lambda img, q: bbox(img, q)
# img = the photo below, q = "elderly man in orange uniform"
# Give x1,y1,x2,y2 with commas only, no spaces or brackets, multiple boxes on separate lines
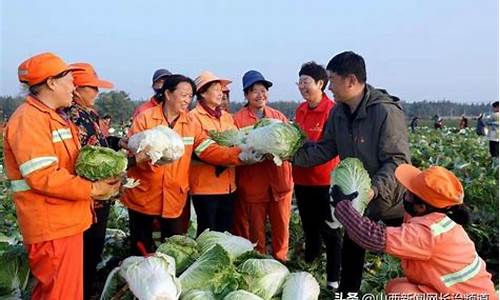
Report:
3,52,120,299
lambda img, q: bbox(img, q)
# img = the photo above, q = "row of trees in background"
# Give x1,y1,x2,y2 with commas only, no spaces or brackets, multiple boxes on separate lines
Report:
0,92,494,124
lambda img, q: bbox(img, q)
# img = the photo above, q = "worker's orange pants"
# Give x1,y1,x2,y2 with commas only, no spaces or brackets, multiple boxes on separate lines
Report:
26,233,84,300
244,192,292,261
232,196,249,239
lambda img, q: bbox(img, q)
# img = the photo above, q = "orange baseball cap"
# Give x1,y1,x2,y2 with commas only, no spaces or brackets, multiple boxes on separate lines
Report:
70,63,114,89
194,71,231,92
18,52,81,86
395,164,464,208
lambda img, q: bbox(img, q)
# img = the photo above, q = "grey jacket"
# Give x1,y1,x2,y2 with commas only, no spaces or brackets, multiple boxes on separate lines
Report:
293,84,410,221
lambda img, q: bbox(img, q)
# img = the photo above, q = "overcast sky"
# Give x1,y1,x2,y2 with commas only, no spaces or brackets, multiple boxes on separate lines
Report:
1,0,498,103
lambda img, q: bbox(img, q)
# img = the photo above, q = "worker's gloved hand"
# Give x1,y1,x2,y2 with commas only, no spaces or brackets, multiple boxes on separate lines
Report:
238,145,264,165
330,185,358,207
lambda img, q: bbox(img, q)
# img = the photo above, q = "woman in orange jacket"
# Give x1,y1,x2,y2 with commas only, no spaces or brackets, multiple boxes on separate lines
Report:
232,70,294,262
122,74,246,256
63,63,115,300
4,53,120,300
189,71,238,236
332,164,497,297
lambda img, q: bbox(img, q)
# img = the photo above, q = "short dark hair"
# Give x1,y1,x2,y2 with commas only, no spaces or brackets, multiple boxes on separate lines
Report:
492,101,499,108
299,61,328,91
326,51,367,83
103,114,112,120
157,74,196,102
28,70,72,96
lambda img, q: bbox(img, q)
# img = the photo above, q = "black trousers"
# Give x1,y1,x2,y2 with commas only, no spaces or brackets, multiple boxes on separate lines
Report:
83,204,110,300
192,193,235,237
489,141,499,157
338,217,403,293
128,208,184,256
295,185,342,282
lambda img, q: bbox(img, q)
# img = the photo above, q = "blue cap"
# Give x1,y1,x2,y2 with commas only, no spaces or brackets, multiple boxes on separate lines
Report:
242,70,273,91
152,68,172,84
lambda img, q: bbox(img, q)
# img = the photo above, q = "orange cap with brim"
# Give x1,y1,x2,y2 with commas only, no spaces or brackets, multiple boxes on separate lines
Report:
18,52,81,86
395,164,464,208
195,71,231,92
70,63,114,89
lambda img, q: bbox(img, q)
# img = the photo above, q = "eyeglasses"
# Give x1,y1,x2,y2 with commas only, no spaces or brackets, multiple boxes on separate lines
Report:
296,80,315,87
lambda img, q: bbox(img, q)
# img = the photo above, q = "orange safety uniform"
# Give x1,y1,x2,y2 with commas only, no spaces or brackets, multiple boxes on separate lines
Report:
132,96,160,119
232,106,293,261
188,103,237,195
121,104,241,218
3,96,93,300
385,212,497,297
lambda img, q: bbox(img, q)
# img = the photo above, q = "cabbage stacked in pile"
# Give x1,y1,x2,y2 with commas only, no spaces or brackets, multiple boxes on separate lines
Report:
101,230,320,300
209,118,306,166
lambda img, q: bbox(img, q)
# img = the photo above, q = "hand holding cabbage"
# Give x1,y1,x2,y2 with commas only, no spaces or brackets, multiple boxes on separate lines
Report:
75,145,127,200
128,125,185,165
327,157,372,229
210,118,305,166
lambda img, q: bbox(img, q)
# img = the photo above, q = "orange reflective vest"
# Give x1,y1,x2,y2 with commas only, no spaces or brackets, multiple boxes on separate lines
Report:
121,105,241,218
188,104,237,195
132,96,160,119
232,106,293,202
292,94,339,186
3,96,93,244
385,212,496,296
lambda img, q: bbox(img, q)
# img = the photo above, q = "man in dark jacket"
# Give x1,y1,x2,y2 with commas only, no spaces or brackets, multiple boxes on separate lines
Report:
293,51,411,293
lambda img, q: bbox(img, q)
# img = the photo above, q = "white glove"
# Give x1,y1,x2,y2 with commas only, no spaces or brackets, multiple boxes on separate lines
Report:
239,145,264,165
325,204,342,229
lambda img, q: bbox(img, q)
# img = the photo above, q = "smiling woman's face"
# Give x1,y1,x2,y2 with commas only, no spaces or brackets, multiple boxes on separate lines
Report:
245,83,268,109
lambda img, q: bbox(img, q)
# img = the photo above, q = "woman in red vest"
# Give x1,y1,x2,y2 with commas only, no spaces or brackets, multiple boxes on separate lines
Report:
292,61,341,290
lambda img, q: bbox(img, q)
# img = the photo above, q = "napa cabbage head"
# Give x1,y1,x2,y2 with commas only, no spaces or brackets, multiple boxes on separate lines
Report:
118,253,181,300
238,259,289,300
196,230,254,260
281,272,320,300
328,157,372,229
331,157,372,212
244,120,305,166
208,129,247,147
76,145,127,181
156,235,199,275
179,244,244,298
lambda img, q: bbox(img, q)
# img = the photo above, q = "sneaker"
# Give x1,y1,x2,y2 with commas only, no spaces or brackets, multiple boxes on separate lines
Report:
326,281,339,291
